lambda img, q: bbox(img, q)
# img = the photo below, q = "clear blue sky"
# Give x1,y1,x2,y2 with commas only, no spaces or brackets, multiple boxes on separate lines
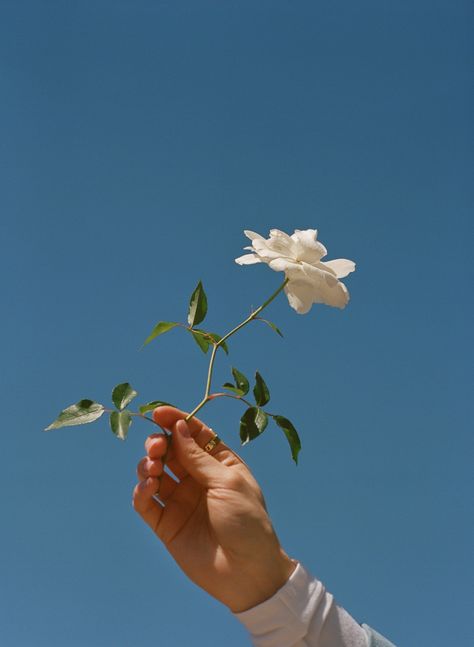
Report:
1,2,472,645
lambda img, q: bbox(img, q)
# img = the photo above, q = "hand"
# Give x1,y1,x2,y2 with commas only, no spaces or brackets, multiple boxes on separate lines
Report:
133,406,295,613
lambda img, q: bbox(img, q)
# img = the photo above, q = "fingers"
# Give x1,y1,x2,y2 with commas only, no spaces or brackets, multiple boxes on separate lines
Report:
141,406,253,492
170,419,228,487
136,456,179,502
132,477,162,532
156,472,179,502
140,423,227,489
145,434,189,481
133,455,180,532
137,456,164,480
144,433,168,458
151,405,216,475
151,406,244,469
152,406,211,437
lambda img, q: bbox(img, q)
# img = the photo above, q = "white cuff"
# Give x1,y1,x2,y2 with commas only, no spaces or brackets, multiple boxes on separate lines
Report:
234,563,368,647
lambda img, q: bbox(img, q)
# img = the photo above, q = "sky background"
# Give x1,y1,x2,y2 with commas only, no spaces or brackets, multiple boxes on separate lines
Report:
0,1,472,646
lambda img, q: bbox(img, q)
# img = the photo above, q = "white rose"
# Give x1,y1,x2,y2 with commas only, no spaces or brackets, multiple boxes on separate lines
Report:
235,228,355,314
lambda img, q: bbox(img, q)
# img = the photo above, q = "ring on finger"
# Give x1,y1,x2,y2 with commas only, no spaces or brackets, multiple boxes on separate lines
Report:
203,430,221,453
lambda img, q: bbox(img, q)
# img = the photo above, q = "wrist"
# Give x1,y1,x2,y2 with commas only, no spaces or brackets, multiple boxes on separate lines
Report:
227,551,296,613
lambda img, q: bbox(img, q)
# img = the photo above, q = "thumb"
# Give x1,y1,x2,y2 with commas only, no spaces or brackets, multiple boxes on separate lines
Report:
172,419,226,487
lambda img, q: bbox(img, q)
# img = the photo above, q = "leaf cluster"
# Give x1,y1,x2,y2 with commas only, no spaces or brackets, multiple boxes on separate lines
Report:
143,281,229,356
45,280,301,463
223,368,301,464
45,383,132,440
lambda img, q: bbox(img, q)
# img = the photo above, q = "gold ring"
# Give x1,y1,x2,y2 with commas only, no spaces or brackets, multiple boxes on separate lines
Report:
204,432,221,453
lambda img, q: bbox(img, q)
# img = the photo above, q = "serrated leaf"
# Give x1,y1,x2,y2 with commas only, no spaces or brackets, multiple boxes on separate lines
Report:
112,383,138,411
239,407,268,445
191,330,210,353
138,400,173,414
188,281,208,327
44,400,104,431
110,410,132,440
273,415,301,464
222,383,245,396
232,367,249,396
260,318,283,338
143,321,178,347
253,371,270,406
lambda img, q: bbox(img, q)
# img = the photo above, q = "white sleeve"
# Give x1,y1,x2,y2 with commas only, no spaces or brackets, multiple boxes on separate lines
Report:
234,563,369,647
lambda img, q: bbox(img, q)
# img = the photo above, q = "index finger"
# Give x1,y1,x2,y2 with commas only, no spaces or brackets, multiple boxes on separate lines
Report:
150,406,246,471
151,405,211,439
144,405,208,456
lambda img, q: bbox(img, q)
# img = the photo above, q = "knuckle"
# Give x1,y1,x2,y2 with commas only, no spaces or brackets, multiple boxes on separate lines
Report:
224,472,244,491
144,433,163,451
136,457,148,477
146,435,168,458
148,459,161,477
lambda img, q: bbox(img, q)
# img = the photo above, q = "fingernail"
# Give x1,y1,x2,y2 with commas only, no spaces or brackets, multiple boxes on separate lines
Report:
177,420,190,438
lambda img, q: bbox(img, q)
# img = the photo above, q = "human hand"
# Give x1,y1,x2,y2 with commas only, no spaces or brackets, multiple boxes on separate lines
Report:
133,406,295,613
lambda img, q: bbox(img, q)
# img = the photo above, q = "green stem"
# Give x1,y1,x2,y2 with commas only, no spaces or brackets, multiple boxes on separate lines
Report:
185,278,288,422
208,392,253,408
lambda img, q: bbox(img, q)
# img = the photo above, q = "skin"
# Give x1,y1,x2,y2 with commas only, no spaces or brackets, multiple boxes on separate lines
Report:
133,406,295,613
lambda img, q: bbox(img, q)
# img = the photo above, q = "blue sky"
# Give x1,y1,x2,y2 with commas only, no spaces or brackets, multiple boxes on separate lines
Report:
0,1,472,645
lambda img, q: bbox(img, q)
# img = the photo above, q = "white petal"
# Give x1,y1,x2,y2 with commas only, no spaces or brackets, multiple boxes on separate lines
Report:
291,228,317,242
235,253,262,265
290,229,328,263
293,264,350,309
284,280,316,314
315,262,337,277
252,238,286,261
269,228,293,242
265,230,295,258
321,259,356,279
324,281,350,308
244,230,264,241
268,258,300,273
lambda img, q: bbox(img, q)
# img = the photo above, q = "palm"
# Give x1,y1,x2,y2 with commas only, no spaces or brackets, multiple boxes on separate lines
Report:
158,464,263,596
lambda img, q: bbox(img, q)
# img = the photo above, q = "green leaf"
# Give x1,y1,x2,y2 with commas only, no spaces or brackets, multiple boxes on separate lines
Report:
143,321,179,347
191,330,210,353
222,383,245,396
259,318,283,338
44,399,105,431
112,383,138,411
206,332,229,354
240,407,268,444
110,410,132,440
253,371,270,407
188,281,208,327
273,415,301,465
138,401,173,414
232,367,249,396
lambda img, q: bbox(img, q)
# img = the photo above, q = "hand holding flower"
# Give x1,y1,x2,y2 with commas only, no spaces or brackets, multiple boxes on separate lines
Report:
45,228,355,464
133,405,295,613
